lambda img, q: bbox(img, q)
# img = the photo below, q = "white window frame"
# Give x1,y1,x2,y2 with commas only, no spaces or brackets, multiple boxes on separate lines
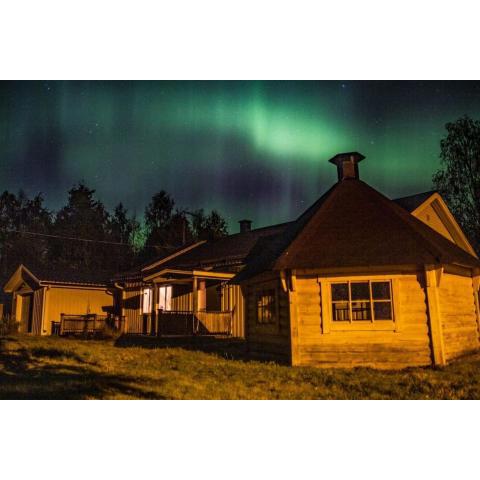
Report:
142,287,152,314
320,276,400,333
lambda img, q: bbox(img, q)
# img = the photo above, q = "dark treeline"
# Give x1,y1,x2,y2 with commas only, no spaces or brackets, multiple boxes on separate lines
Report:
0,183,228,281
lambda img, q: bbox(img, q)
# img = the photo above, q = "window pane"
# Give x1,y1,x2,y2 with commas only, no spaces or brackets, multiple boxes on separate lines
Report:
332,302,350,321
256,291,275,324
351,301,371,320
372,282,391,300
351,282,370,300
142,288,152,314
332,283,349,301
374,301,392,320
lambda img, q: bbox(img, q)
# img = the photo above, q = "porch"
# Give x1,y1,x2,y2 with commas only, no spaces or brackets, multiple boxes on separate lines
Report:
154,309,233,336
129,267,242,337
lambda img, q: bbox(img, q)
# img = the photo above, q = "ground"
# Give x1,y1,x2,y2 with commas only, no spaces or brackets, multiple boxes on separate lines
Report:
0,335,479,399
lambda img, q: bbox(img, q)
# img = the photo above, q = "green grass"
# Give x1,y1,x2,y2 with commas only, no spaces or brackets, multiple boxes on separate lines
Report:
0,335,479,399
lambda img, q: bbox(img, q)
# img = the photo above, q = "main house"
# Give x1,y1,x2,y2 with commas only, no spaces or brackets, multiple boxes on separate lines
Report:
4,152,480,368
110,221,288,337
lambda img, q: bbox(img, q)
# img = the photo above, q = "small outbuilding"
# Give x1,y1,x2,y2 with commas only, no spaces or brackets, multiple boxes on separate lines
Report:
233,152,480,368
3,265,113,335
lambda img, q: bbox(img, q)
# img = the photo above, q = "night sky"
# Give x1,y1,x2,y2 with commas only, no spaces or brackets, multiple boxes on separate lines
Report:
2,80,480,232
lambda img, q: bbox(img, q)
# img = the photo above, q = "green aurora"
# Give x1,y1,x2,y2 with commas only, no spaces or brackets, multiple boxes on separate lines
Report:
2,81,480,231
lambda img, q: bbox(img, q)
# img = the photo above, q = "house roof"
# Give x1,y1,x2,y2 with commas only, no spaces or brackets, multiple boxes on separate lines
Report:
114,222,292,282
112,242,204,282
160,222,291,270
393,190,436,212
3,264,110,291
233,179,480,283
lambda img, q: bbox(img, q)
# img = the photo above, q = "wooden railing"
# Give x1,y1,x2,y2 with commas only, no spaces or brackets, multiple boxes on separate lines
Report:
156,310,232,336
156,311,194,336
196,311,232,335
58,314,126,336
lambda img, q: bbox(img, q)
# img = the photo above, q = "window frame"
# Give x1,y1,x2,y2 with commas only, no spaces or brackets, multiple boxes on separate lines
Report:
255,289,278,325
321,277,399,332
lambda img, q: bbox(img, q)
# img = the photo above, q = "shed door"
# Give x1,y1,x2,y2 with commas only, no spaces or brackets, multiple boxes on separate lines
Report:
20,293,34,333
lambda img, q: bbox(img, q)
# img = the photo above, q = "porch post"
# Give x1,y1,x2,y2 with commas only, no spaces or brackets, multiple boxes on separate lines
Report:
151,284,158,336
472,269,480,342
425,264,446,366
192,276,198,334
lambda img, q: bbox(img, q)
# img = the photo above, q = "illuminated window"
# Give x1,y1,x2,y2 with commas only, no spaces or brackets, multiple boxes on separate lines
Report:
256,290,276,324
331,281,393,322
158,286,172,311
142,288,152,314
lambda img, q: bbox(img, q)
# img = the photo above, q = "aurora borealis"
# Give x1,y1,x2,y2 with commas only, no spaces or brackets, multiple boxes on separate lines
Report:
2,80,480,231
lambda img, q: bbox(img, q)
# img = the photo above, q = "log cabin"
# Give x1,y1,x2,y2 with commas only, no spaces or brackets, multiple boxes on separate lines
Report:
232,152,480,368
3,265,113,335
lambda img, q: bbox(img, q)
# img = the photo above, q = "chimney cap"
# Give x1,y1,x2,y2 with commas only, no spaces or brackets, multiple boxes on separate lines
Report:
328,152,365,166
329,151,365,181
238,219,252,233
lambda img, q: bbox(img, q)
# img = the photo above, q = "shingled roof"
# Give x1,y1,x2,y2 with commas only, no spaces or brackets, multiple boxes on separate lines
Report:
233,179,480,283
161,223,291,270
4,264,110,289
113,222,292,281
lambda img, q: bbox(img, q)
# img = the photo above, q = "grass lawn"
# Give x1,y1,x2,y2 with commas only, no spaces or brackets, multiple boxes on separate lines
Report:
1,334,479,399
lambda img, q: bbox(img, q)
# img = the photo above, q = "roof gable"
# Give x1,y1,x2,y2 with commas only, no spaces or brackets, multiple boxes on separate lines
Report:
142,241,207,272
407,192,477,258
3,265,40,293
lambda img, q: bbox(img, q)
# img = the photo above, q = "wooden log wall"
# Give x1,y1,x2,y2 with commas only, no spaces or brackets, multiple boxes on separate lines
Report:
293,273,432,369
438,272,480,361
244,275,291,360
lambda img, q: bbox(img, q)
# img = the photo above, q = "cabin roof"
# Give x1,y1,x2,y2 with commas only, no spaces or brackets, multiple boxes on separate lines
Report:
393,190,436,212
233,180,480,283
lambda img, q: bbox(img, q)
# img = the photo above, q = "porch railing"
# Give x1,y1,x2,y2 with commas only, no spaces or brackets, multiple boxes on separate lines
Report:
156,310,232,336
57,314,126,336
195,311,232,335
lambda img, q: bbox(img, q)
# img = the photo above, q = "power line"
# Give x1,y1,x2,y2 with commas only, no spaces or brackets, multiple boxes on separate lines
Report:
4,229,176,250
